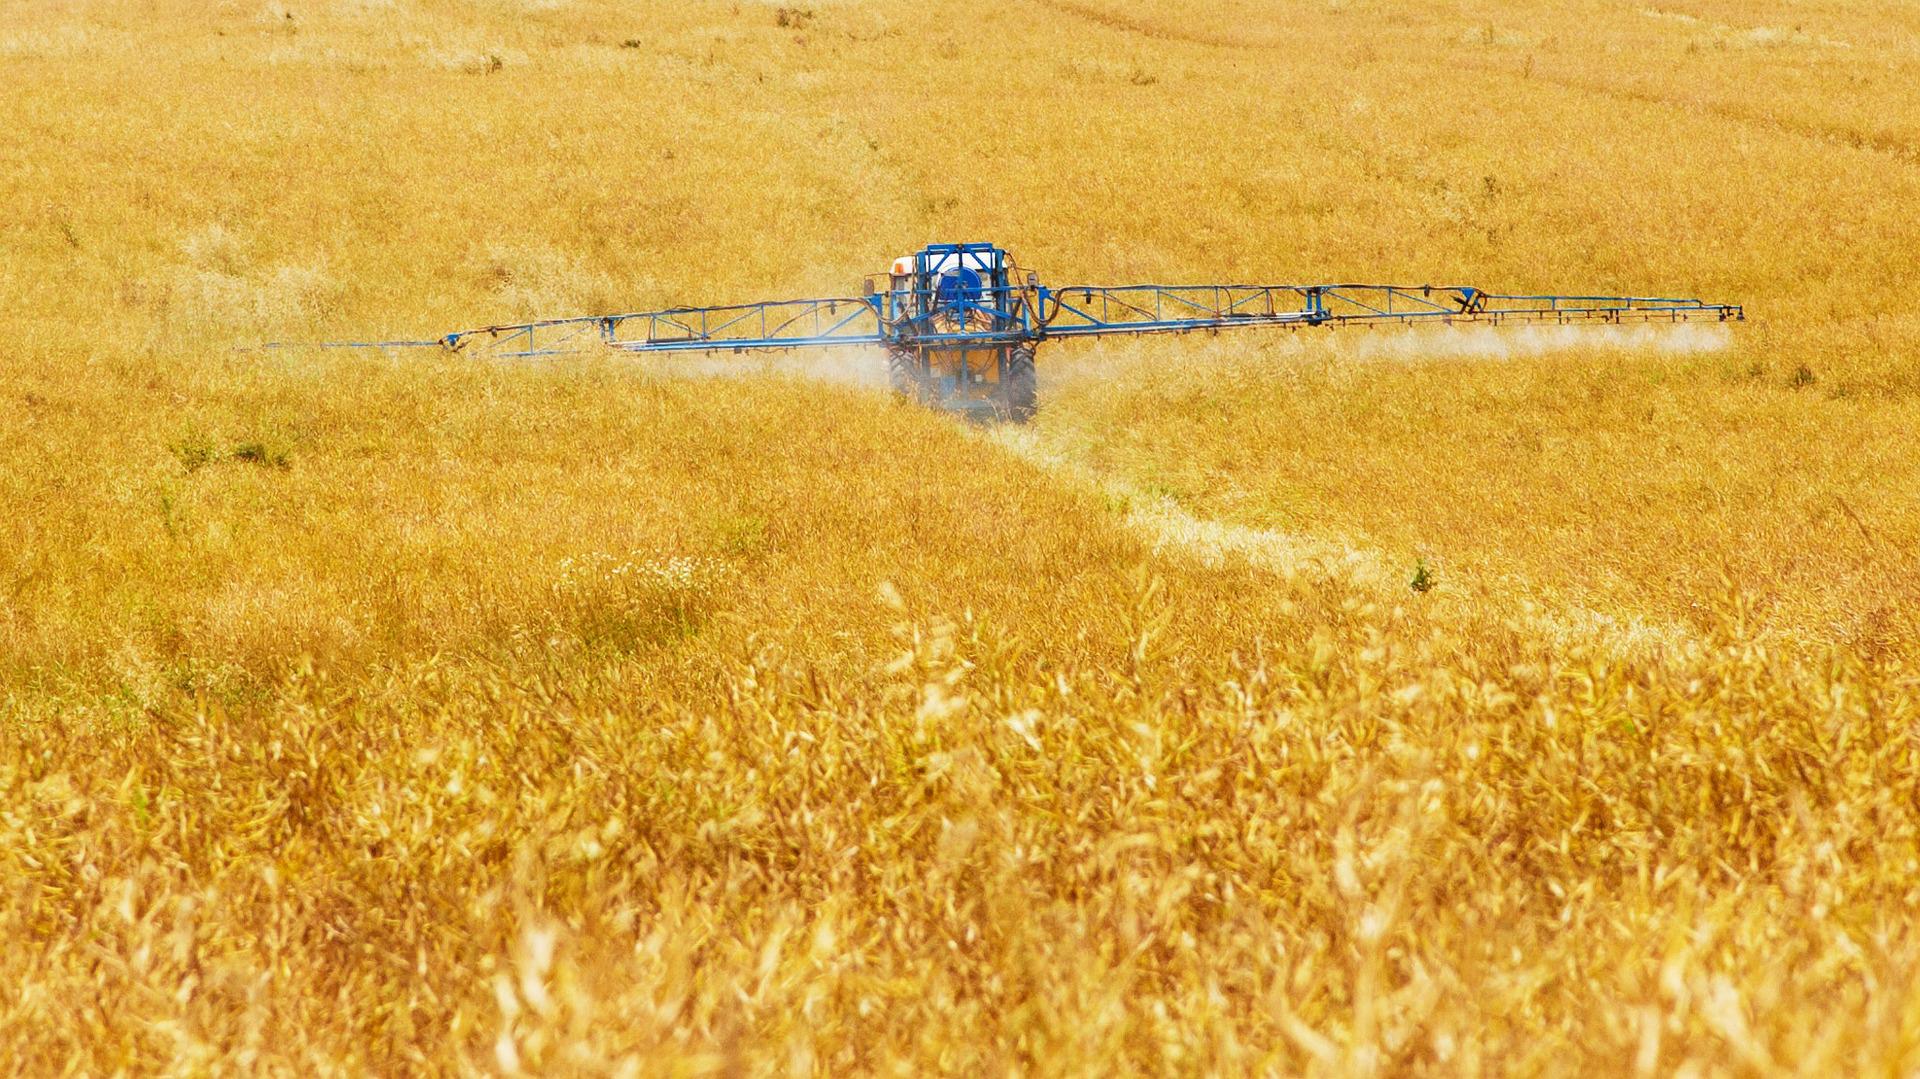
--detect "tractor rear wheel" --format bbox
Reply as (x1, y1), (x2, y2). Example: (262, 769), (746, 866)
(1003, 346), (1038, 423)
(887, 348), (924, 401)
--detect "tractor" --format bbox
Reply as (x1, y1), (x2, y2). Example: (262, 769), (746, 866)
(273, 241), (1744, 423)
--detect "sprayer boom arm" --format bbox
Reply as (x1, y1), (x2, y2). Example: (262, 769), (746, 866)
(1038, 283), (1740, 338)
(269, 243), (1742, 360)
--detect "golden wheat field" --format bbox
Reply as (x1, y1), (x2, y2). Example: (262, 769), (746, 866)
(5, 0), (1920, 1073)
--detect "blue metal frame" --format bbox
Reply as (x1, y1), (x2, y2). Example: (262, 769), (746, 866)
(1036, 282), (1741, 339)
(278, 243), (1743, 360)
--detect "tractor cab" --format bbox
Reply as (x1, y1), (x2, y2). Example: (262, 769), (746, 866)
(880, 243), (1024, 332)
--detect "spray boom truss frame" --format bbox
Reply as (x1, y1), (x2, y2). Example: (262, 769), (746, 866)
(279, 243), (1743, 360)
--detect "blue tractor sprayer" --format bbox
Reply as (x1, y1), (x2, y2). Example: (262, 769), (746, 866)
(282, 242), (1743, 421)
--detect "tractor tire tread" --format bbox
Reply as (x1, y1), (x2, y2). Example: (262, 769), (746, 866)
(1005, 346), (1038, 423)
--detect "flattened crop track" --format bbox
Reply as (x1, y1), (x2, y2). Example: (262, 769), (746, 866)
(1042, 0), (1280, 50)
(988, 426), (1701, 663)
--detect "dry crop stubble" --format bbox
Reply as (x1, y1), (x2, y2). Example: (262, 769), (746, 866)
(5, 0), (1920, 1073)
